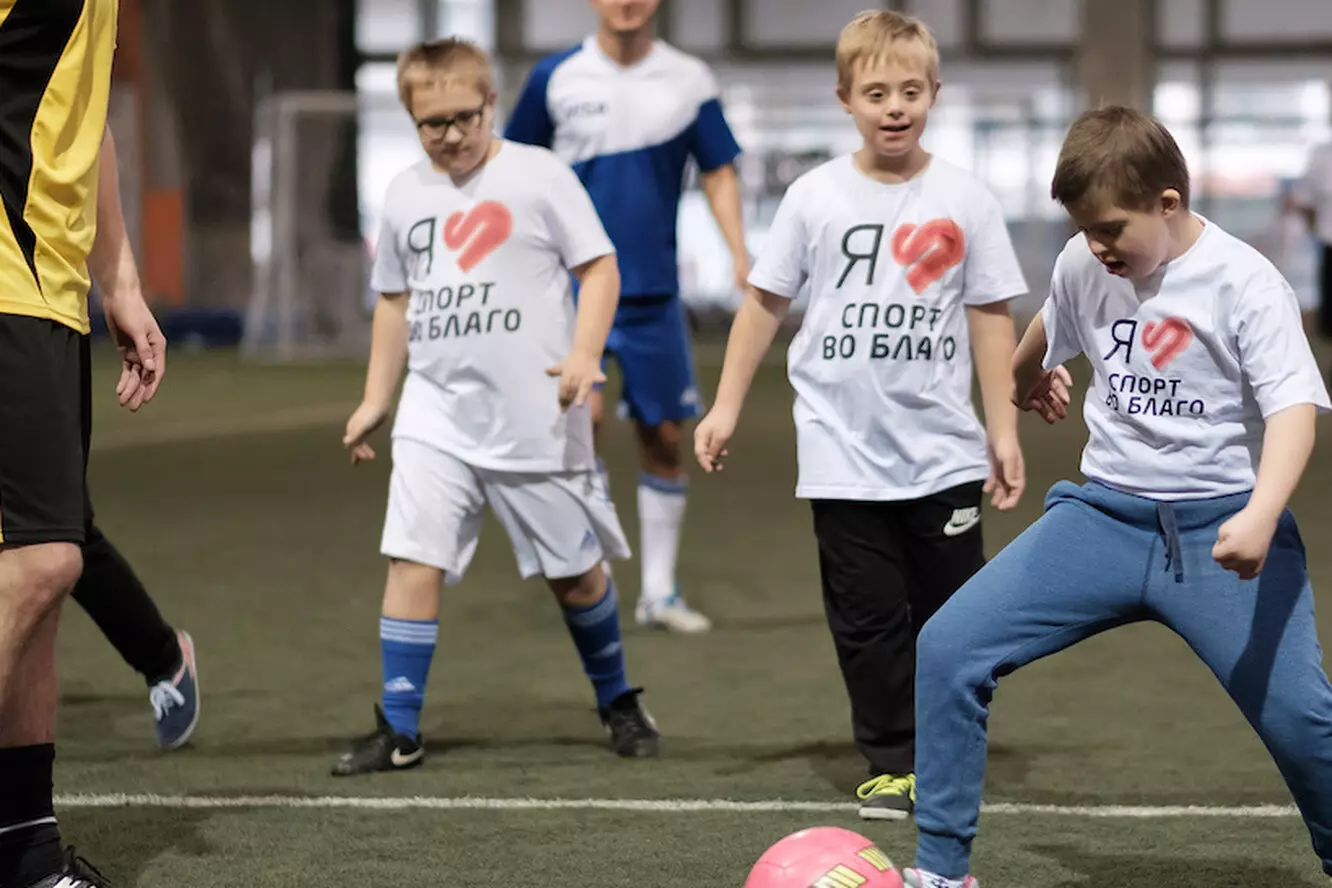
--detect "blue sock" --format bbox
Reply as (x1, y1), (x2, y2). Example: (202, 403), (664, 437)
(562, 580), (631, 710)
(380, 616), (437, 737)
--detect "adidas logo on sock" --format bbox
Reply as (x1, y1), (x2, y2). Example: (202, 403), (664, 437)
(384, 677), (417, 693)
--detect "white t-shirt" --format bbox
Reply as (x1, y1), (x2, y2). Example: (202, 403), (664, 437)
(1042, 216), (1332, 501)
(371, 141), (614, 472)
(748, 155), (1028, 501)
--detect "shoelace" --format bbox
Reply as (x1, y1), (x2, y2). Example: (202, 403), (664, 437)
(149, 681), (185, 720)
(857, 773), (914, 800)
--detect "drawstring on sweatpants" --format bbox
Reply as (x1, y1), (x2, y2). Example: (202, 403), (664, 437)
(1156, 503), (1184, 583)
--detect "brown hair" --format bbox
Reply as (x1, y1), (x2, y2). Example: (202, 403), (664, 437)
(835, 9), (940, 94)
(1051, 106), (1191, 210)
(396, 38), (494, 109)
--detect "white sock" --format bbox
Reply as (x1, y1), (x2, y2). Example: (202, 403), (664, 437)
(637, 474), (687, 606)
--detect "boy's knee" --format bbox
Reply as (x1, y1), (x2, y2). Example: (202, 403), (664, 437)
(550, 565), (608, 608)
(637, 421), (684, 473)
(0, 542), (83, 619)
(383, 559), (443, 619)
(917, 607), (988, 691)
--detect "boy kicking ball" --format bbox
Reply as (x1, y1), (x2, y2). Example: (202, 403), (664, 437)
(333, 38), (659, 777)
(905, 106), (1332, 888)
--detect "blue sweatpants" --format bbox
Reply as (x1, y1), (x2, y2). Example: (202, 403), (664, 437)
(914, 480), (1332, 878)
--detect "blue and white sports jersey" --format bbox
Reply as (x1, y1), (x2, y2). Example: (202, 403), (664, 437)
(505, 38), (742, 300)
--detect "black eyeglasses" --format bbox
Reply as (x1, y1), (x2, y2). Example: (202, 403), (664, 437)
(415, 102), (488, 137)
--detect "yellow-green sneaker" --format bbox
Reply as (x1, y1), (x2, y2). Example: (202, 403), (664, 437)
(856, 772), (915, 821)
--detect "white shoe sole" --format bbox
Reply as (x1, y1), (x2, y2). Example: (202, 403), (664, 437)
(635, 609), (712, 634)
(858, 804), (911, 821)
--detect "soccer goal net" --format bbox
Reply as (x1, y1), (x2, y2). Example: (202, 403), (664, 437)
(244, 90), (375, 362)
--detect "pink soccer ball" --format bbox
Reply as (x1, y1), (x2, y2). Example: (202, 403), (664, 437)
(744, 826), (904, 887)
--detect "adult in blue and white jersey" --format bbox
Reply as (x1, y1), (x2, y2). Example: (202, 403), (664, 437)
(506, 0), (748, 634)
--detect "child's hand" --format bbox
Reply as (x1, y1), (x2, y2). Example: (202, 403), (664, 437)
(343, 401), (388, 465)
(984, 433), (1025, 511)
(1213, 508), (1279, 579)
(1016, 365), (1074, 424)
(547, 352), (606, 411)
(694, 408), (738, 473)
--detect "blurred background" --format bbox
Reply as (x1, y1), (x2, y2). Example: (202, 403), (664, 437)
(60, 6), (1332, 884)
(112, 0), (1332, 359)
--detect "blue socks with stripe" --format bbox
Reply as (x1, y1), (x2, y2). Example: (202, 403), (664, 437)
(562, 579), (631, 710)
(380, 616), (438, 737)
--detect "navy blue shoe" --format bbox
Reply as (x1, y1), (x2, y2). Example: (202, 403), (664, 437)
(150, 630), (199, 750)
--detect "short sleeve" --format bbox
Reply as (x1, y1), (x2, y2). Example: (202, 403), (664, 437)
(369, 213), (408, 294)
(747, 182), (808, 300)
(1233, 280), (1332, 418)
(962, 191), (1028, 306)
(1040, 257), (1083, 369)
(504, 62), (557, 148)
(541, 156), (615, 270)
(689, 68), (741, 173)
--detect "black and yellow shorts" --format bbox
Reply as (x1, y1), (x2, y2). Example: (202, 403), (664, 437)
(0, 313), (91, 546)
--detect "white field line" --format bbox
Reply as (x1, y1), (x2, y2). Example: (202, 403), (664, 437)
(52, 794), (1300, 818)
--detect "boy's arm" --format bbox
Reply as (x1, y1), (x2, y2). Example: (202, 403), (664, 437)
(1213, 404), (1316, 579)
(1013, 301), (1074, 425)
(966, 302), (1022, 509)
(344, 293), (409, 463)
(694, 286), (789, 472)
(1215, 280), (1330, 576)
(547, 253), (619, 410)
(1249, 405), (1317, 522)
(690, 73), (747, 294)
(699, 164), (749, 294)
(1012, 312), (1051, 403)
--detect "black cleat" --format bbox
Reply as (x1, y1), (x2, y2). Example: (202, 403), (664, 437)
(599, 688), (660, 758)
(25, 847), (113, 887)
(331, 703), (425, 776)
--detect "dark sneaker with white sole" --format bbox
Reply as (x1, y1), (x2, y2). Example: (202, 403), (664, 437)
(857, 772), (915, 820)
(150, 630), (199, 750)
(331, 703), (425, 776)
(599, 688), (660, 758)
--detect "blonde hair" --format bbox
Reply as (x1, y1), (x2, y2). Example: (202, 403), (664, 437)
(835, 10), (940, 94)
(396, 38), (494, 109)
(1051, 106), (1191, 210)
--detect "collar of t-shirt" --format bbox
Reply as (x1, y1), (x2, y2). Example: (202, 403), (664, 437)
(585, 35), (662, 75)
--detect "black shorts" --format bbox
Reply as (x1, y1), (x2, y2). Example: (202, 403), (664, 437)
(0, 314), (91, 546)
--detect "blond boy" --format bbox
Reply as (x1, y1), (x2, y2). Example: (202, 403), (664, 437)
(694, 11), (1027, 819)
(333, 39), (659, 776)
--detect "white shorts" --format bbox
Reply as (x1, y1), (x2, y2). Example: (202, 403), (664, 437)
(381, 438), (632, 585)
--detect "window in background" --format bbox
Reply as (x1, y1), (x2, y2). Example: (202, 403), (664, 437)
(437, 0), (494, 49)
(356, 0), (422, 54)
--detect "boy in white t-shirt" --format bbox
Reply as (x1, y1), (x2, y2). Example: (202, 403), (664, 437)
(694, 11), (1028, 820)
(332, 38), (659, 776)
(906, 107), (1332, 888)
